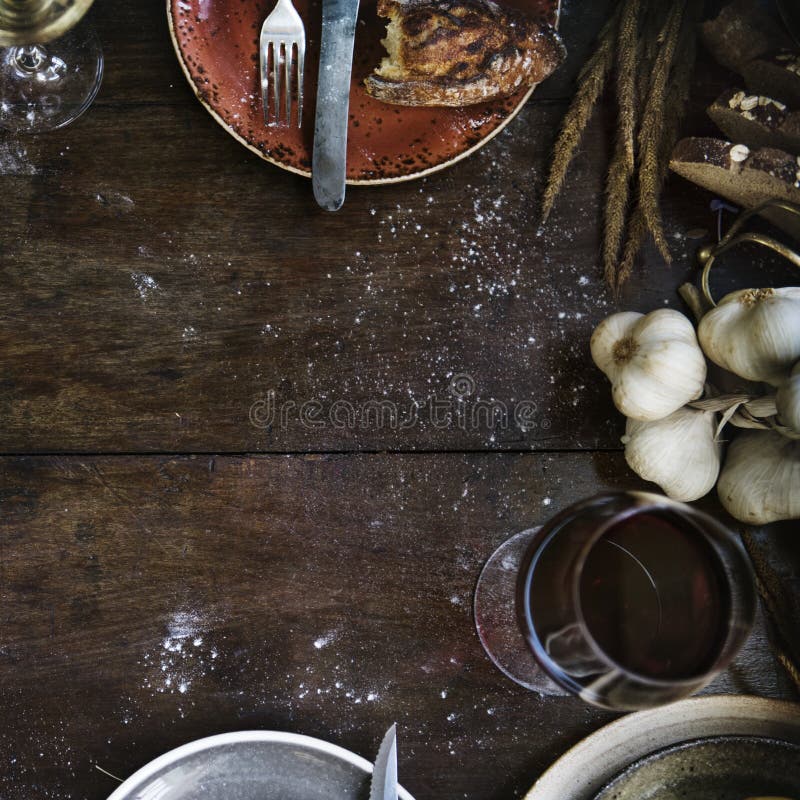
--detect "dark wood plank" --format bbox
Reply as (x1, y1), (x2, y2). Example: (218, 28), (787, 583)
(2, 95), (619, 453)
(3, 90), (787, 454)
(4, 0), (796, 454)
(0, 453), (796, 799)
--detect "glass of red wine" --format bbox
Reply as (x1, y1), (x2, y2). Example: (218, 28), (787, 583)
(474, 492), (757, 710)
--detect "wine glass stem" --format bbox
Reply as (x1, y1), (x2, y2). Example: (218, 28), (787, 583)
(11, 43), (46, 73)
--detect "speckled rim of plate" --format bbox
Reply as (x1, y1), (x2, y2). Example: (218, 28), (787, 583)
(593, 735), (800, 800)
(166, 0), (561, 185)
(524, 696), (800, 800)
(105, 730), (416, 799)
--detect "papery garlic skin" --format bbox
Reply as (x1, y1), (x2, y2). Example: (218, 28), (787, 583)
(590, 309), (707, 422)
(776, 361), (800, 434)
(698, 287), (800, 387)
(622, 408), (721, 502)
(717, 430), (800, 524)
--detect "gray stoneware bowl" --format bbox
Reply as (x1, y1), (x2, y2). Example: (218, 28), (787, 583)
(106, 731), (415, 800)
(593, 735), (800, 800)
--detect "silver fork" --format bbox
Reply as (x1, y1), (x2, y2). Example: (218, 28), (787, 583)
(259, 0), (305, 126)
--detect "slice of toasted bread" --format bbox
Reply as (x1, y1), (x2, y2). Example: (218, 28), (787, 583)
(700, 0), (793, 72)
(708, 89), (800, 155)
(669, 137), (800, 239)
(742, 50), (800, 108)
(364, 0), (565, 107)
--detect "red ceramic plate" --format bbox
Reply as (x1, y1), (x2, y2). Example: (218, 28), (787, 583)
(167, 0), (561, 184)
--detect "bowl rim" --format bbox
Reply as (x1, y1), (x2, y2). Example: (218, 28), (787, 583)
(593, 734), (800, 800)
(525, 696), (800, 800)
(106, 729), (415, 800)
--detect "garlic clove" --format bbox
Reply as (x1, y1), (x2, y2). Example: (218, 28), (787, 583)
(591, 309), (707, 422)
(776, 361), (800, 434)
(698, 287), (800, 386)
(717, 430), (800, 524)
(589, 311), (644, 382)
(622, 407), (721, 502)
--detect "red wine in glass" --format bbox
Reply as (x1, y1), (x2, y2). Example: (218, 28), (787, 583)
(474, 492), (757, 710)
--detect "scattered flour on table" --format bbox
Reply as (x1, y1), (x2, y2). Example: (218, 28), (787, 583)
(94, 189), (134, 210)
(280, 123), (617, 449)
(139, 610), (218, 697)
(0, 141), (39, 176)
(313, 630), (338, 650)
(131, 272), (160, 301)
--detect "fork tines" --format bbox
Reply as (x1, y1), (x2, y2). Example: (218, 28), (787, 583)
(261, 40), (304, 127)
(259, 0), (306, 130)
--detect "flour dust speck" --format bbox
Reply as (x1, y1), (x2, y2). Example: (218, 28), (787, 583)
(139, 609), (218, 697)
(131, 273), (160, 301)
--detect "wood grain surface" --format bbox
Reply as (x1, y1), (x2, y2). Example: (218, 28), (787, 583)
(1, 1), (799, 799)
(0, 454), (795, 800)
(2, 0), (795, 454)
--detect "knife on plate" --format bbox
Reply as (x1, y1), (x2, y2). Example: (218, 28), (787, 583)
(369, 723), (398, 800)
(312, 0), (360, 211)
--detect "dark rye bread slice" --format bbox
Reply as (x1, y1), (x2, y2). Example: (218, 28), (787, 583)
(669, 137), (800, 240)
(708, 89), (800, 155)
(742, 51), (800, 108)
(700, 0), (794, 72)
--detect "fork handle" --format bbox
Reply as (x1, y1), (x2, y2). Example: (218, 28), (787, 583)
(312, 0), (360, 211)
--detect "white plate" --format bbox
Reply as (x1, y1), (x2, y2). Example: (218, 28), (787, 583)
(106, 730), (415, 800)
(526, 695), (800, 800)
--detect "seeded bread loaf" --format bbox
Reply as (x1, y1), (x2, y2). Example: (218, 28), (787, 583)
(708, 89), (800, 155)
(669, 137), (800, 240)
(364, 0), (565, 107)
(742, 51), (800, 108)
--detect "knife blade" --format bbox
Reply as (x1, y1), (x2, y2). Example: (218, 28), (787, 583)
(369, 723), (398, 800)
(312, 0), (360, 211)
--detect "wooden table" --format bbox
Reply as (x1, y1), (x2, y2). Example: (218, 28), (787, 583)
(1, 1), (798, 798)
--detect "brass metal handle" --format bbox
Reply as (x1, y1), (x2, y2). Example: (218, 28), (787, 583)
(698, 199), (800, 306)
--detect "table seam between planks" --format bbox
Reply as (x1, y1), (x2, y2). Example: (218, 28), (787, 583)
(0, 447), (624, 457)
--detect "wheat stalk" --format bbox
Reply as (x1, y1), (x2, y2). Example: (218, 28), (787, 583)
(540, 5), (621, 223)
(601, 0), (643, 285)
(543, 0), (699, 289)
(615, 0), (699, 289)
(616, 0), (640, 171)
(603, 142), (635, 286)
(635, 0), (687, 264)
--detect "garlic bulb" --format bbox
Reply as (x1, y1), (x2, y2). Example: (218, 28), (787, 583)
(622, 407), (721, 502)
(717, 430), (800, 524)
(590, 309), (707, 421)
(776, 361), (800, 434)
(698, 287), (800, 386)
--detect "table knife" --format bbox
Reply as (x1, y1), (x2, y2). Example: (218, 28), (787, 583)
(369, 723), (398, 800)
(312, 0), (360, 211)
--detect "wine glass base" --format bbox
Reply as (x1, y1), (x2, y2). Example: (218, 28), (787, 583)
(0, 21), (103, 134)
(474, 527), (567, 695)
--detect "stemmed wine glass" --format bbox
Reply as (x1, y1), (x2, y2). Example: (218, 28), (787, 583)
(474, 492), (757, 711)
(0, 0), (102, 133)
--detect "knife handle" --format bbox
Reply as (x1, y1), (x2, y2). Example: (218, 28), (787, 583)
(312, 0), (360, 211)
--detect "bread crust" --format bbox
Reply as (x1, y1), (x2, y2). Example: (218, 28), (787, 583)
(742, 51), (800, 109)
(708, 88), (800, 155)
(670, 136), (800, 240)
(364, 0), (565, 107)
(699, 0), (793, 72)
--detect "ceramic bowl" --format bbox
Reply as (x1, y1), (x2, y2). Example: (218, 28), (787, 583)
(594, 735), (800, 800)
(106, 731), (415, 800)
